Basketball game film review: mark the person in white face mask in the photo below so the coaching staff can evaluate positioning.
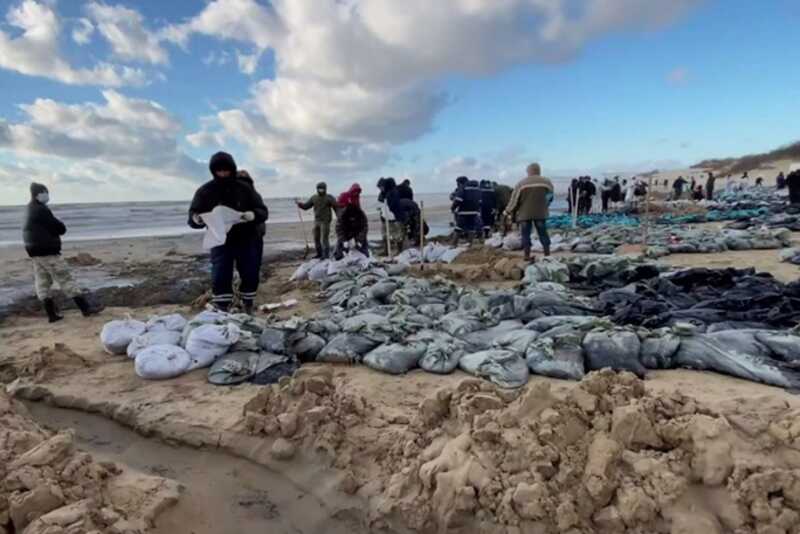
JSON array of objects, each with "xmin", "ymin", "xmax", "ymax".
[{"xmin": 22, "ymin": 183, "xmax": 103, "ymax": 322}]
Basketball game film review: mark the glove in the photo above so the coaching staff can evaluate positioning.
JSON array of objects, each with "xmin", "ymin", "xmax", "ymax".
[
  {"xmin": 241, "ymin": 211, "xmax": 255, "ymax": 222},
  {"xmin": 191, "ymin": 213, "xmax": 204, "ymax": 225}
]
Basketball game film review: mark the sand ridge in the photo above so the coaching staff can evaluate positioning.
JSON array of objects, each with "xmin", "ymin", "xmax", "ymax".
[{"xmin": 0, "ymin": 391, "xmax": 180, "ymax": 534}]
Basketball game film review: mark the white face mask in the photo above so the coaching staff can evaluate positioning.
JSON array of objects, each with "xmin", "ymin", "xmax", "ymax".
[{"xmin": 36, "ymin": 192, "xmax": 49, "ymax": 204}]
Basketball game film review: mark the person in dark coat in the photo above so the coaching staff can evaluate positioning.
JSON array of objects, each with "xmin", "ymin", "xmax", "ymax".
[
  {"xmin": 479, "ymin": 179, "xmax": 497, "ymax": 237},
  {"xmin": 493, "ymin": 181, "xmax": 513, "ymax": 233},
  {"xmin": 578, "ymin": 176, "xmax": 596, "ymax": 215},
  {"xmin": 776, "ymin": 172, "xmax": 786, "ymax": 190},
  {"xmin": 450, "ymin": 176, "xmax": 482, "ymax": 244},
  {"xmin": 189, "ymin": 152, "xmax": 269, "ymax": 313},
  {"xmin": 788, "ymin": 169, "xmax": 800, "ymax": 204},
  {"xmin": 610, "ymin": 177, "xmax": 623, "ymax": 208},
  {"xmin": 22, "ymin": 183, "xmax": 103, "ymax": 322},
  {"xmin": 567, "ymin": 178, "xmax": 579, "ymax": 214},
  {"xmin": 600, "ymin": 177, "xmax": 614, "ymax": 213},
  {"xmin": 334, "ymin": 183, "xmax": 368, "ymax": 258},
  {"xmin": 380, "ymin": 177, "xmax": 422, "ymax": 249},
  {"xmin": 705, "ymin": 171, "xmax": 716, "ymax": 201},
  {"xmin": 397, "ymin": 179, "xmax": 414, "ymax": 201},
  {"xmin": 672, "ymin": 176, "xmax": 688, "ymax": 199}
]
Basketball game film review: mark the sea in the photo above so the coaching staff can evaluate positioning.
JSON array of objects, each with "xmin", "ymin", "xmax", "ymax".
[{"xmin": 0, "ymin": 192, "xmax": 573, "ymax": 247}]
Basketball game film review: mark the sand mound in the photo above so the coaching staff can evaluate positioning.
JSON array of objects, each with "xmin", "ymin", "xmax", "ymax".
[
  {"xmin": 0, "ymin": 392, "xmax": 179, "ymax": 534},
  {"xmin": 243, "ymin": 368, "xmax": 800, "ymax": 533},
  {"xmin": 0, "ymin": 344, "xmax": 94, "ymax": 384}
]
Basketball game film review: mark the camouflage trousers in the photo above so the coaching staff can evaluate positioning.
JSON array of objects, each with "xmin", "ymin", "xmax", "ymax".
[{"xmin": 32, "ymin": 255, "xmax": 80, "ymax": 300}]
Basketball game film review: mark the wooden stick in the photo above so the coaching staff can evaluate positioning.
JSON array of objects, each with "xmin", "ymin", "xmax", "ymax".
[
  {"xmin": 296, "ymin": 205, "xmax": 311, "ymax": 259},
  {"xmin": 381, "ymin": 207, "xmax": 393, "ymax": 260},
  {"xmin": 419, "ymin": 201, "xmax": 425, "ymax": 271}
]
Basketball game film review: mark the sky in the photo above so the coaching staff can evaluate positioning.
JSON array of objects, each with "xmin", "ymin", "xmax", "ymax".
[{"xmin": 0, "ymin": 0, "xmax": 798, "ymax": 205}]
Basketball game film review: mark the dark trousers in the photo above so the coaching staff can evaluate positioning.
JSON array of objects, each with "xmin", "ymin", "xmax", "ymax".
[
  {"xmin": 453, "ymin": 213, "xmax": 481, "ymax": 245},
  {"xmin": 601, "ymin": 191, "xmax": 610, "ymax": 212},
  {"xmin": 481, "ymin": 208, "xmax": 496, "ymax": 235},
  {"xmin": 210, "ymin": 238, "xmax": 263, "ymax": 311},
  {"xmin": 335, "ymin": 221, "xmax": 369, "ymax": 258},
  {"xmin": 521, "ymin": 219, "xmax": 550, "ymax": 255},
  {"xmin": 578, "ymin": 196, "xmax": 592, "ymax": 215}
]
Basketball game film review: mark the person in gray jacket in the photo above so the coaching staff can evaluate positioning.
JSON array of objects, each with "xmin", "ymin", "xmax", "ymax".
[{"xmin": 503, "ymin": 163, "xmax": 554, "ymax": 262}]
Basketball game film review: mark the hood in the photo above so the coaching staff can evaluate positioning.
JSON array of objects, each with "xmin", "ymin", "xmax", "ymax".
[
  {"xmin": 348, "ymin": 183, "xmax": 362, "ymax": 195},
  {"xmin": 456, "ymin": 176, "xmax": 468, "ymax": 185},
  {"xmin": 383, "ymin": 177, "xmax": 397, "ymax": 190},
  {"xmin": 30, "ymin": 182, "xmax": 48, "ymax": 199},
  {"xmin": 316, "ymin": 181, "xmax": 327, "ymax": 192},
  {"xmin": 209, "ymin": 151, "xmax": 237, "ymax": 177},
  {"xmin": 237, "ymin": 170, "xmax": 254, "ymax": 185}
]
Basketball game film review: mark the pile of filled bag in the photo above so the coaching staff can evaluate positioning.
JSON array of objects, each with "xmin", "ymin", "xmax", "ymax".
[{"xmin": 99, "ymin": 310, "xmax": 298, "ymax": 385}]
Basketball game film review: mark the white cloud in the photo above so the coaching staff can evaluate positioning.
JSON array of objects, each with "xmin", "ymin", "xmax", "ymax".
[
  {"xmin": 162, "ymin": 0, "xmax": 284, "ymax": 50},
  {"xmin": 86, "ymin": 2, "xmax": 168, "ymax": 65},
  {"xmin": 72, "ymin": 17, "xmax": 94, "ymax": 45},
  {"xmin": 0, "ymin": 0, "xmax": 147, "ymax": 86},
  {"xmin": 0, "ymin": 91, "xmax": 203, "ymax": 182},
  {"xmin": 180, "ymin": 0, "xmax": 702, "ymax": 187},
  {"xmin": 236, "ymin": 50, "xmax": 261, "ymax": 75}
]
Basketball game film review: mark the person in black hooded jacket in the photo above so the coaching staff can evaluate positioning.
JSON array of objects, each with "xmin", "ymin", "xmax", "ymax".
[
  {"xmin": 379, "ymin": 177, "xmax": 422, "ymax": 249},
  {"xmin": 22, "ymin": 183, "xmax": 103, "ymax": 322},
  {"xmin": 397, "ymin": 179, "xmax": 414, "ymax": 201},
  {"xmin": 188, "ymin": 152, "xmax": 269, "ymax": 313},
  {"xmin": 450, "ymin": 177, "xmax": 482, "ymax": 244}
]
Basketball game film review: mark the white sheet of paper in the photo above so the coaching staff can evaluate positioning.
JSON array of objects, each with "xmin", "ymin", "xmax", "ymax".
[{"xmin": 200, "ymin": 206, "xmax": 242, "ymax": 250}]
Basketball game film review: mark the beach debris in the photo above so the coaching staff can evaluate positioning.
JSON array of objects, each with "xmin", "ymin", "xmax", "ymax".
[{"xmin": 258, "ymin": 298, "xmax": 299, "ymax": 312}]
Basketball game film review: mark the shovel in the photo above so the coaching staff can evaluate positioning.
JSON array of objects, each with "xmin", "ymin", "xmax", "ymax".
[{"xmin": 296, "ymin": 204, "xmax": 311, "ymax": 259}]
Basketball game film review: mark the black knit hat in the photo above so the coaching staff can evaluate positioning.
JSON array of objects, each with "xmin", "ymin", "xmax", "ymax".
[
  {"xmin": 30, "ymin": 182, "xmax": 48, "ymax": 197},
  {"xmin": 209, "ymin": 151, "xmax": 237, "ymax": 177},
  {"xmin": 316, "ymin": 182, "xmax": 327, "ymax": 190}
]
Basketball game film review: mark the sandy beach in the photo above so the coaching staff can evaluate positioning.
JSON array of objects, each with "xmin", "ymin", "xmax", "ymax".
[{"xmin": 2, "ymin": 199, "xmax": 800, "ymax": 533}]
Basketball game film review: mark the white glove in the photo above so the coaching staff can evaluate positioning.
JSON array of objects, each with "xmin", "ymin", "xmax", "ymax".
[
  {"xmin": 191, "ymin": 213, "xmax": 204, "ymax": 225},
  {"xmin": 241, "ymin": 211, "xmax": 255, "ymax": 222}
]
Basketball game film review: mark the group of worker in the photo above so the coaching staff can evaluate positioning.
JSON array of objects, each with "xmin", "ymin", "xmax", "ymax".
[
  {"xmin": 449, "ymin": 178, "xmax": 513, "ymax": 243},
  {"xmin": 449, "ymin": 164, "xmax": 555, "ymax": 261},
  {"xmin": 58, "ymin": 148, "xmax": 800, "ymax": 320}
]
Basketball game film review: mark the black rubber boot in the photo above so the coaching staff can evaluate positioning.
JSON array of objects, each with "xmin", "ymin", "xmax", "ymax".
[
  {"xmin": 73, "ymin": 294, "xmax": 103, "ymax": 317},
  {"xmin": 243, "ymin": 300, "xmax": 255, "ymax": 315},
  {"xmin": 43, "ymin": 298, "xmax": 63, "ymax": 323}
]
